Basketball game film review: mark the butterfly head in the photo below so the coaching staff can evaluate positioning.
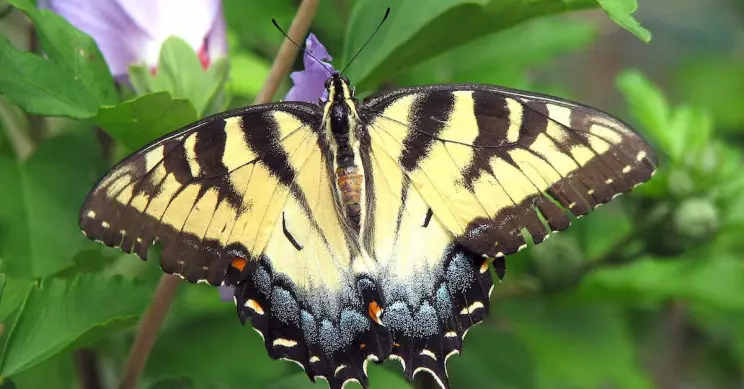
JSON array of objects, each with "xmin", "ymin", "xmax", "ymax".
[{"xmin": 325, "ymin": 72, "xmax": 354, "ymax": 102}]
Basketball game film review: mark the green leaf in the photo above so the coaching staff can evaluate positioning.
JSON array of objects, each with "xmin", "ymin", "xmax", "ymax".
[
  {"xmin": 0, "ymin": 0, "xmax": 117, "ymax": 118},
  {"xmin": 616, "ymin": 70, "xmax": 676, "ymax": 159},
  {"xmin": 578, "ymin": 255, "xmax": 744, "ymax": 311},
  {"xmin": 127, "ymin": 37, "xmax": 227, "ymax": 117},
  {"xmin": 0, "ymin": 278, "xmax": 31, "ymax": 325},
  {"xmin": 344, "ymin": 0, "xmax": 598, "ymax": 91},
  {"xmin": 596, "ymin": 0, "xmax": 651, "ymax": 42},
  {"xmin": 143, "ymin": 313, "xmax": 288, "ymax": 388},
  {"xmin": 0, "ymin": 274, "xmax": 152, "ymax": 377},
  {"xmin": 448, "ymin": 324, "xmax": 536, "ymax": 389},
  {"xmin": 674, "ymin": 58, "xmax": 744, "ymax": 132},
  {"xmin": 501, "ymin": 299, "xmax": 653, "ymax": 389},
  {"xmin": 52, "ymin": 245, "xmax": 123, "ymax": 279},
  {"xmin": 399, "ymin": 16, "xmax": 597, "ymax": 89},
  {"xmin": 228, "ymin": 51, "xmax": 271, "ymax": 98},
  {"xmin": 617, "ymin": 69, "xmax": 715, "ymax": 165},
  {"xmin": 574, "ymin": 204, "xmax": 633, "ymax": 261},
  {"xmin": 5, "ymin": 352, "xmax": 76, "ymax": 389},
  {"xmin": 94, "ymin": 92, "xmax": 197, "ymax": 150},
  {"xmin": 0, "ymin": 131, "xmax": 103, "ymax": 279}
]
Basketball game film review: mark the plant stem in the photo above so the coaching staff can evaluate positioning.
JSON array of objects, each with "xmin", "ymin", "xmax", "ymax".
[
  {"xmin": 118, "ymin": 1, "xmax": 320, "ymax": 388},
  {"xmin": 120, "ymin": 275, "xmax": 180, "ymax": 389},
  {"xmin": 75, "ymin": 348, "xmax": 103, "ymax": 389},
  {"xmin": 254, "ymin": 0, "xmax": 320, "ymax": 104},
  {"xmin": 0, "ymin": 99, "xmax": 34, "ymax": 161}
]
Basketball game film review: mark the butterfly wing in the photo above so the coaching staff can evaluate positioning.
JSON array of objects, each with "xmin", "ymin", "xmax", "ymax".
[
  {"xmin": 360, "ymin": 84, "xmax": 656, "ymax": 386},
  {"xmin": 79, "ymin": 103, "xmax": 393, "ymax": 388}
]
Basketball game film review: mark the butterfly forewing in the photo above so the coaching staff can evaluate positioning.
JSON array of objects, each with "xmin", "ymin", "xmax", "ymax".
[
  {"xmin": 362, "ymin": 84, "xmax": 656, "ymax": 257},
  {"xmin": 80, "ymin": 103, "xmax": 323, "ymax": 284}
]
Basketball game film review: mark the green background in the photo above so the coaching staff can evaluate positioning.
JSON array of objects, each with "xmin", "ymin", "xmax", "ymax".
[{"xmin": 1, "ymin": 0, "xmax": 744, "ymax": 388}]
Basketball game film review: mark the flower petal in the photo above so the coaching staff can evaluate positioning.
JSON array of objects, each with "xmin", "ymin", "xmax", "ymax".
[
  {"xmin": 284, "ymin": 33, "xmax": 336, "ymax": 103},
  {"xmin": 285, "ymin": 68, "xmax": 329, "ymax": 103},
  {"xmin": 40, "ymin": 0, "xmax": 149, "ymax": 76},
  {"xmin": 219, "ymin": 285, "xmax": 234, "ymax": 302},
  {"xmin": 115, "ymin": 0, "xmax": 225, "ymax": 67},
  {"xmin": 205, "ymin": 1, "xmax": 228, "ymax": 62},
  {"xmin": 303, "ymin": 32, "xmax": 331, "ymax": 68},
  {"xmin": 42, "ymin": 0, "xmax": 227, "ymax": 77}
]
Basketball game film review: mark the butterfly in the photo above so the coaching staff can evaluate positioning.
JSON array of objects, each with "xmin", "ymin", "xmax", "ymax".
[{"xmin": 80, "ymin": 66, "xmax": 656, "ymax": 388}]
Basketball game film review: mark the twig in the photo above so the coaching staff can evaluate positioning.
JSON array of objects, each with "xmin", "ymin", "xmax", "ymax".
[
  {"xmin": 652, "ymin": 300, "xmax": 688, "ymax": 389},
  {"xmin": 254, "ymin": 0, "xmax": 320, "ymax": 104},
  {"xmin": 75, "ymin": 348, "xmax": 103, "ymax": 389},
  {"xmin": 27, "ymin": 20, "xmax": 45, "ymax": 143},
  {"xmin": 118, "ymin": 2, "xmax": 320, "ymax": 388},
  {"xmin": 0, "ymin": 99, "xmax": 34, "ymax": 161},
  {"xmin": 120, "ymin": 274, "xmax": 180, "ymax": 389}
]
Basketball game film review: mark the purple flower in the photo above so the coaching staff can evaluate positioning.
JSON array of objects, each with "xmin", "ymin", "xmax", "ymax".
[
  {"xmin": 38, "ymin": 0, "xmax": 227, "ymax": 78},
  {"xmin": 218, "ymin": 285, "xmax": 233, "ymax": 302},
  {"xmin": 284, "ymin": 33, "xmax": 336, "ymax": 103}
]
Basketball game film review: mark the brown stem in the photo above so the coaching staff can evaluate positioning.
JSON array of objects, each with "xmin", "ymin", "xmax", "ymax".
[
  {"xmin": 75, "ymin": 348, "xmax": 103, "ymax": 389},
  {"xmin": 118, "ymin": 1, "xmax": 320, "ymax": 388},
  {"xmin": 27, "ymin": 20, "xmax": 45, "ymax": 143},
  {"xmin": 120, "ymin": 275, "xmax": 180, "ymax": 389},
  {"xmin": 652, "ymin": 300, "xmax": 688, "ymax": 389},
  {"xmin": 254, "ymin": 0, "xmax": 320, "ymax": 104}
]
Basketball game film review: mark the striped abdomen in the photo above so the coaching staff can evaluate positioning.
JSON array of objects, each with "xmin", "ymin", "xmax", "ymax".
[{"xmin": 336, "ymin": 166, "xmax": 363, "ymax": 226}]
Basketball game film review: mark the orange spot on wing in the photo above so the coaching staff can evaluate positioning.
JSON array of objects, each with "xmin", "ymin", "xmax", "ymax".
[
  {"xmin": 231, "ymin": 257, "xmax": 247, "ymax": 272},
  {"xmin": 360, "ymin": 343, "xmax": 367, "ymax": 350},
  {"xmin": 247, "ymin": 299, "xmax": 265, "ymax": 315},
  {"xmin": 368, "ymin": 301, "xmax": 383, "ymax": 325}
]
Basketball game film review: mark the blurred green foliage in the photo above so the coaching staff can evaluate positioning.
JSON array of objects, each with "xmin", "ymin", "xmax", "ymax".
[{"xmin": 0, "ymin": 0, "xmax": 743, "ymax": 388}]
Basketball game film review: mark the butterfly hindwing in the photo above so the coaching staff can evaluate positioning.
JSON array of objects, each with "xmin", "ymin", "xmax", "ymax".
[{"xmin": 362, "ymin": 84, "xmax": 656, "ymax": 257}]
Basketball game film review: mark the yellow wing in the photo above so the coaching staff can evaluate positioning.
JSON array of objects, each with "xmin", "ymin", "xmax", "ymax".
[
  {"xmin": 79, "ymin": 103, "xmax": 392, "ymax": 388},
  {"xmin": 357, "ymin": 84, "xmax": 656, "ymax": 386}
]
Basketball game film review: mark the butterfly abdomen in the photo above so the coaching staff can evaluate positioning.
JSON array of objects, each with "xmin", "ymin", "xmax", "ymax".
[{"xmin": 336, "ymin": 166, "xmax": 363, "ymax": 225}]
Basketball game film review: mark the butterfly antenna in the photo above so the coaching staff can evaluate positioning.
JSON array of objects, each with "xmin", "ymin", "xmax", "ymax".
[
  {"xmin": 340, "ymin": 7, "xmax": 391, "ymax": 76},
  {"xmin": 271, "ymin": 18, "xmax": 334, "ymax": 76}
]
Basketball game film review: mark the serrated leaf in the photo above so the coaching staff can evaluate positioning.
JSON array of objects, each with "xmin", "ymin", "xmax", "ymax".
[
  {"xmin": 0, "ymin": 274, "xmax": 152, "ymax": 377},
  {"xmin": 597, "ymin": 0, "xmax": 651, "ymax": 42},
  {"xmin": 0, "ymin": 0, "xmax": 117, "ymax": 118},
  {"xmin": 343, "ymin": 0, "xmax": 598, "ymax": 91},
  {"xmin": 143, "ymin": 313, "xmax": 287, "ymax": 388},
  {"xmin": 0, "ymin": 131, "xmax": 103, "ymax": 279},
  {"xmin": 94, "ymin": 92, "xmax": 197, "ymax": 150}
]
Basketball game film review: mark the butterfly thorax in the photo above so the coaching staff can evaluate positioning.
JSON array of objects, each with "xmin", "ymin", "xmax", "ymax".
[{"xmin": 324, "ymin": 74, "xmax": 364, "ymax": 229}]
